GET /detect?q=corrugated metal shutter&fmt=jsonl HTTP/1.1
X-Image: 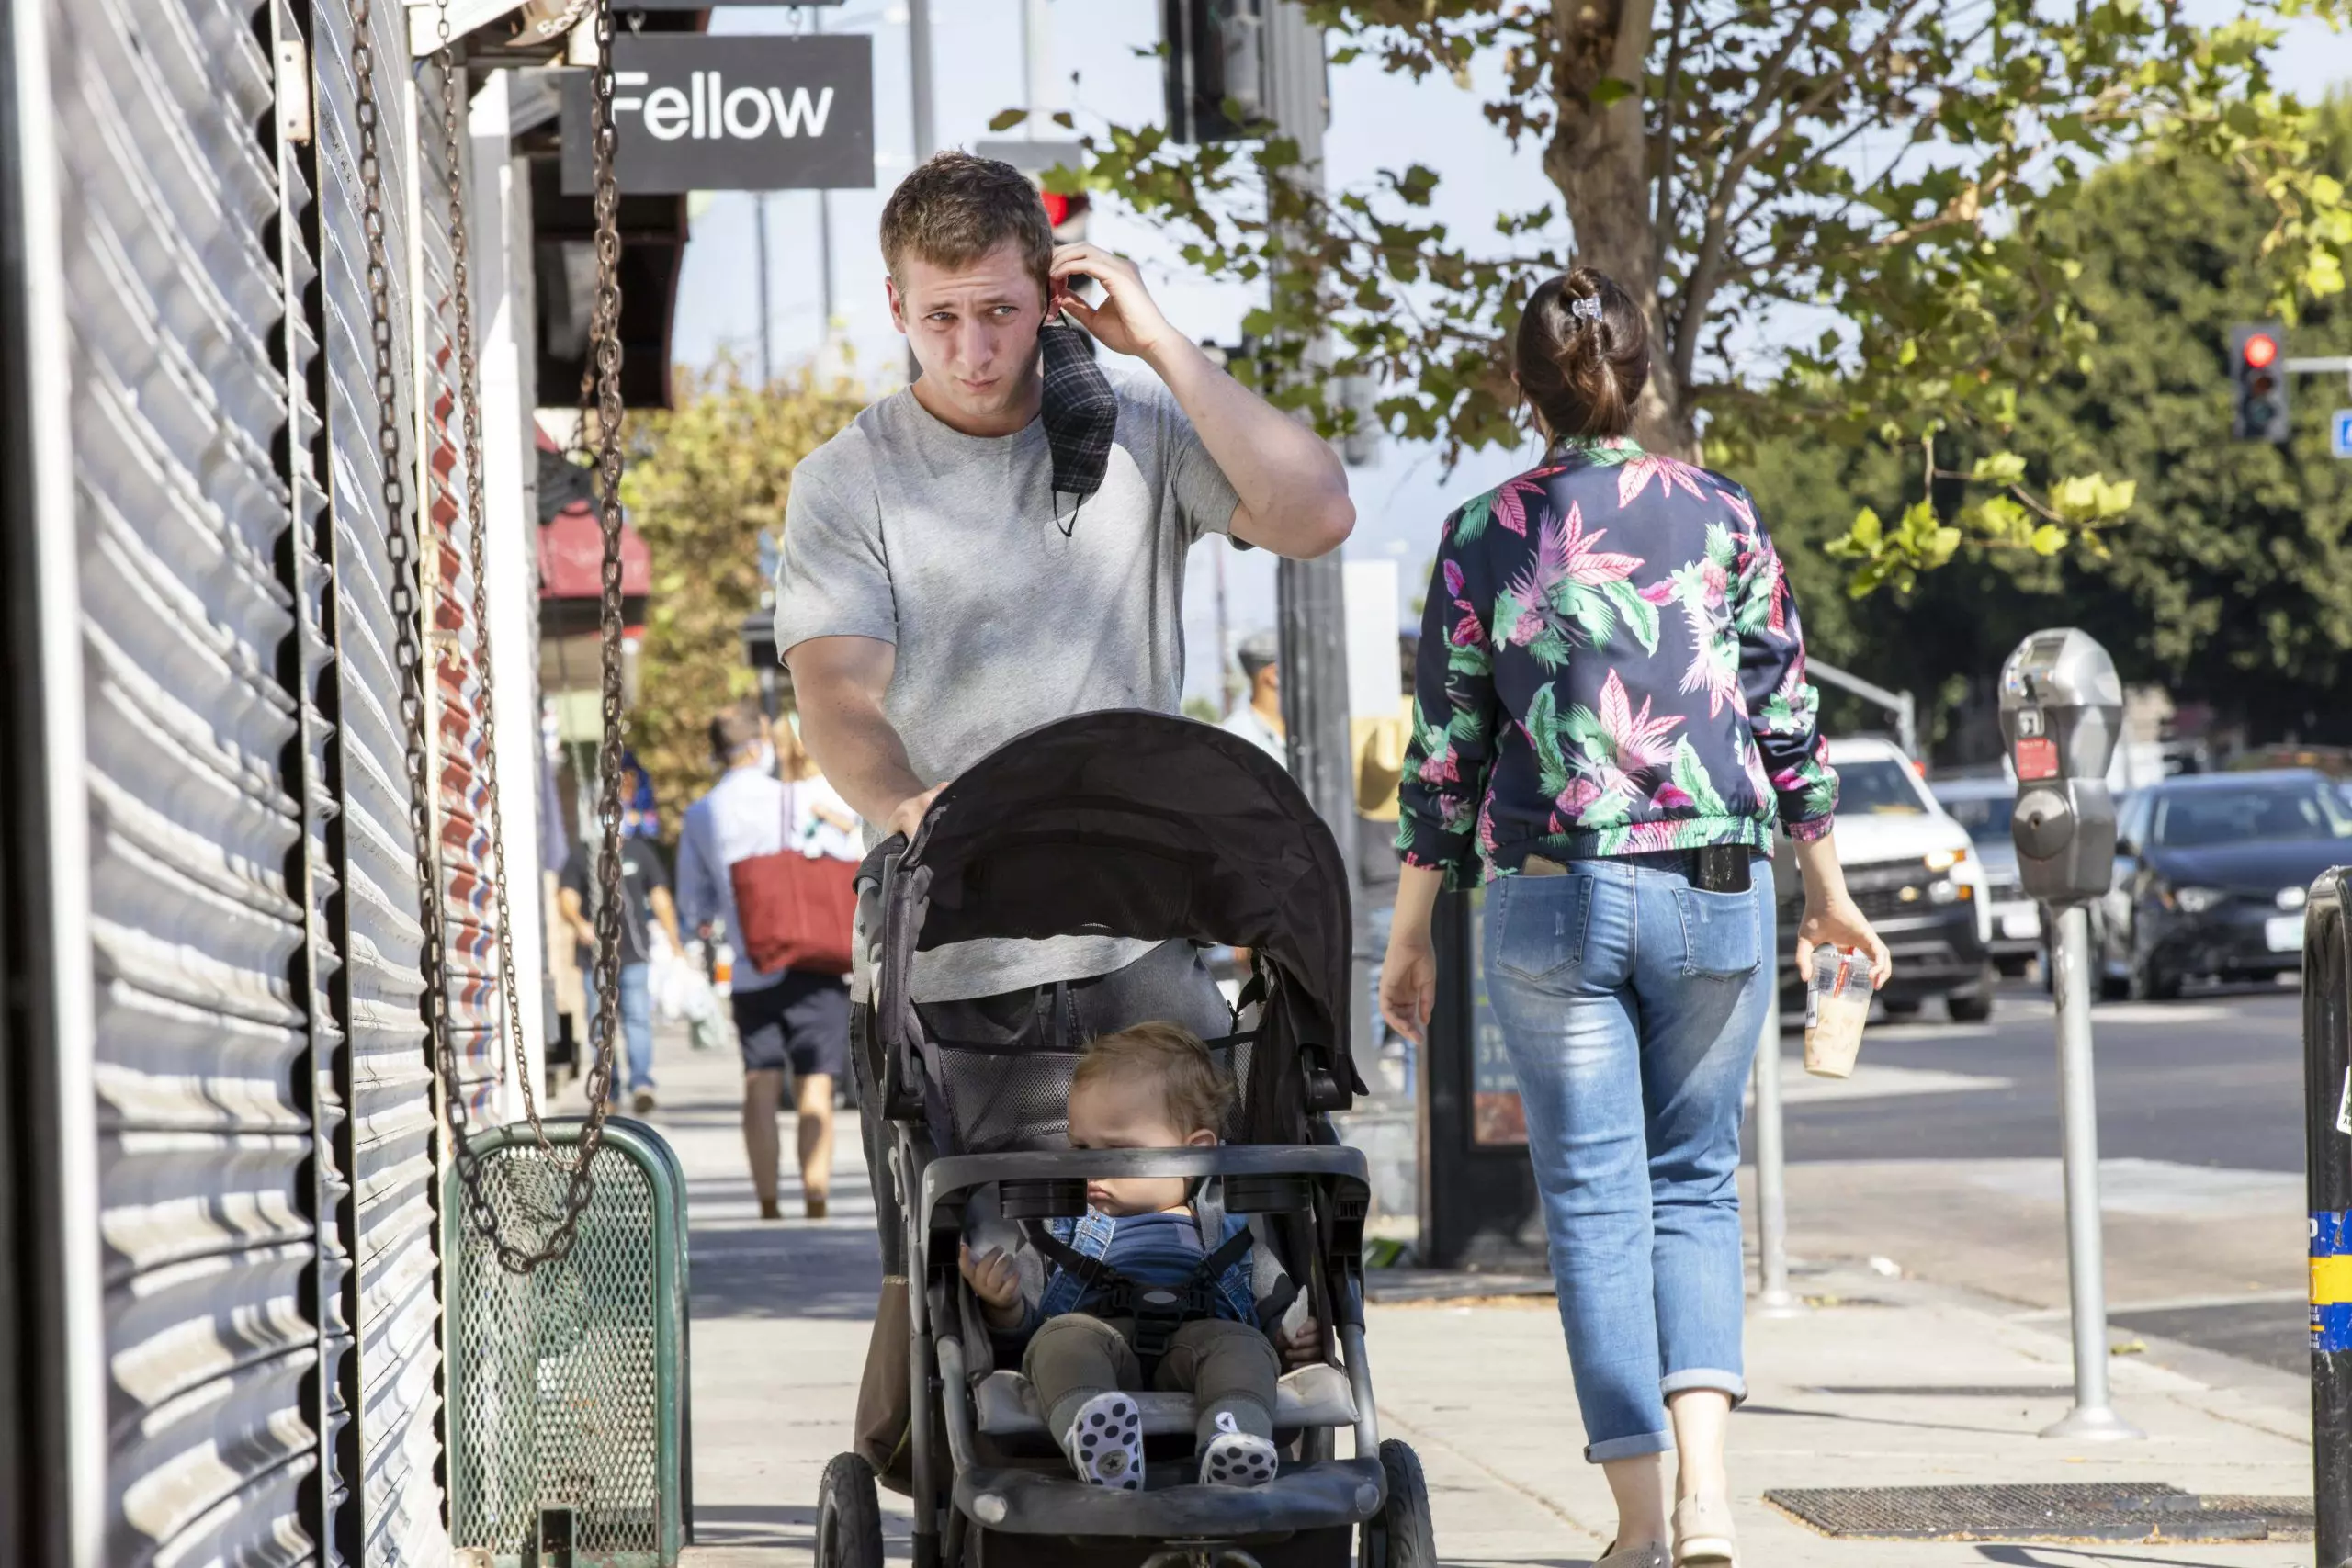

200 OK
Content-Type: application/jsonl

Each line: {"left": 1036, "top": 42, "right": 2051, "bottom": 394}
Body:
{"left": 310, "top": 4, "right": 452, "bottom": 1561}
{"left": 49, "top": 0, "right": 325, "bottom": 1557}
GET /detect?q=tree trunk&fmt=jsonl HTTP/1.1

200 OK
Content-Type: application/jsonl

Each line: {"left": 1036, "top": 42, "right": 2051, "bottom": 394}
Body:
{"left": 1541, "top": 0, "right": 1697, "bottom": 458}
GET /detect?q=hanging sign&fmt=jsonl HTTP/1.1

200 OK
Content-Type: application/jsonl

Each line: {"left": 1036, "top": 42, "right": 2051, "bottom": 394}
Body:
{"left": 561, "top": 34, "right": 875, "bottom": 195}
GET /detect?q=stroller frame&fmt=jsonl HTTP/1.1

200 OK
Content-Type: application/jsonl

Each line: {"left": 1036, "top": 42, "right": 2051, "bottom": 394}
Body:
{"left": 817, "top": 713, "right": 1435, "bottom": 1568}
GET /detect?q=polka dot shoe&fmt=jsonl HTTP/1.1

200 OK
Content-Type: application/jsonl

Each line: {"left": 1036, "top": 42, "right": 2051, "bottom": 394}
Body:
{"left": 1197, "top": 1413, "right": 1279, "bottom": 1488}
{"left": 1062, "top": 1393, "right": 1143, "bottom": 1491}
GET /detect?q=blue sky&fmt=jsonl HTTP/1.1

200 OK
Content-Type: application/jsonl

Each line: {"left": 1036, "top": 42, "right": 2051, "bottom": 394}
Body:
{"left": 666, "top": 1, "right": 2350, "bottom": 706}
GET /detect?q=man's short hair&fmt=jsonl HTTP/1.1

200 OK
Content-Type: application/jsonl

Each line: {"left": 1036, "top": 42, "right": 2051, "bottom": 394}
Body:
{"left": 708, "top": 700, "right": 766, "bottom": 763}
{"left": 1237, "top": 630, "right": 1280, "bottom": 681}
{"left": 879, "top": 152, "right": 1054, "bottom": 302}
{"left": 1072, "top": 1021, "right": 1234, "bottom": 1138}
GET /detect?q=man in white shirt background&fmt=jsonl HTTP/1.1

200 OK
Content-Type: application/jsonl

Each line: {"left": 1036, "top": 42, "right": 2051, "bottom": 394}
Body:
{"left": 1219, "top": 629, "right": 1288, "bottom": 768}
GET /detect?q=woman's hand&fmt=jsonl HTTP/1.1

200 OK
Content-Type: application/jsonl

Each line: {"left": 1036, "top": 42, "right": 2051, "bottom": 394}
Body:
{"left": 1795, "top": 892, "right": 1893, "bottom": 989}
{"left": 1276, "top": 1315, "right": 1324, "bottom": 1371}
{"left": 1379, "top": 930, "right": 1437, "bottom": 1046}
{"left": 959, "top": 1244, "right": 1024, "bottom": 1329}
{"left": 1379, "top": 863, "right": 1447, "bottom": 1046}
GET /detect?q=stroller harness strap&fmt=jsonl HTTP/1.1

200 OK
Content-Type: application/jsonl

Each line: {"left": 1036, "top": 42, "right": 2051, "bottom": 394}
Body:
{"left": 1025, "top": 1219, "right": 1272, "bottom": 1369}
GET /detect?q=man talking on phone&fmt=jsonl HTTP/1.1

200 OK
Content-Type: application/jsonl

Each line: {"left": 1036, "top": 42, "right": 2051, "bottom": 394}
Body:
{"left": 775, "top": 152, "right": 1353, "bottom": 1038}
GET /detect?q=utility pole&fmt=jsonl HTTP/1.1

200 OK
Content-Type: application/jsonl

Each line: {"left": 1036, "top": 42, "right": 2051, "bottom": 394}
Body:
{"left": 814, "top": 8, "right": 835, "bottom": 369}
{"left": 1022, "top": 0, "right": 1054, "bottom": 124}
{"left": 904, "top": 0, "right": 935, "bottom": 385}
{"left": 1265, "top": 6, "right": 1351, "bottom": 885}
{"left": 755, "top": 193, "right": 773, "bottom": 385}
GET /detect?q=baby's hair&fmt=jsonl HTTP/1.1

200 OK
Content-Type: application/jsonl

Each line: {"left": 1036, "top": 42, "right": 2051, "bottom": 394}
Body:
{"left": 1073, "top": 1021, "right": 1234, "bottom": 1136}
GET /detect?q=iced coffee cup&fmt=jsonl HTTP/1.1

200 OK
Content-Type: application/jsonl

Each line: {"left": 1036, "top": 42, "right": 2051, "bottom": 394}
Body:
{"left": 1804, "top": 947, "right": 1871, "bottom": 1078}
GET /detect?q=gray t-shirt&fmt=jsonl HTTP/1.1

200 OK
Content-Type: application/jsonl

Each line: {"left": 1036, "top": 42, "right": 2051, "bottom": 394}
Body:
{"left": 775, "top": 366, "right": 1243, "bottom": 1002}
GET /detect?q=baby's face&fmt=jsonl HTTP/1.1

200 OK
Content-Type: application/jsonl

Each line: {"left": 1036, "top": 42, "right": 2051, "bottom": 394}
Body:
{"left": 1068, "top": 1072, "right": 1216, "bottom": 1216}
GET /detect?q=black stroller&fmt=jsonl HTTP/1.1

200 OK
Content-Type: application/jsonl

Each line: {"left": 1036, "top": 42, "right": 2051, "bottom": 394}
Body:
{"left": 816, "top": 711, "right": 1435, "bottom": 1568}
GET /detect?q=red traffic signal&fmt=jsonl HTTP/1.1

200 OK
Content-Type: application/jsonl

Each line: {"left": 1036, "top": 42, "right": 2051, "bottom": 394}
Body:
{"left": 1039, "top": 188, "right": 1090, "bottom": 243}
{"left": 2231, "top": 321, "right": 2290, "bottom": 443}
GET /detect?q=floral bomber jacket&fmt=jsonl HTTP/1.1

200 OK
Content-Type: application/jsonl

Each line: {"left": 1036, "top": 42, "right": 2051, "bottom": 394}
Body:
{"left": 1397, "top": 438, "right": 1840, "bottom": 886}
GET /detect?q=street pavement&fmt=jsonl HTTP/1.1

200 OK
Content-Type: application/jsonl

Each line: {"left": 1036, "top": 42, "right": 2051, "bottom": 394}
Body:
{"left": 568, "top": 987, "right": 2324, "bottom": 1568}
{"left": 1753, "top": 979, "right": 2309, "bottom": 1376}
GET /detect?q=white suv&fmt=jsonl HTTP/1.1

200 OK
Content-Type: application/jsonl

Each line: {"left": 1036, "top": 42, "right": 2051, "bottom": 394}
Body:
{"left": 1771, "top": 737, "right": 1996, "bottom": 1021}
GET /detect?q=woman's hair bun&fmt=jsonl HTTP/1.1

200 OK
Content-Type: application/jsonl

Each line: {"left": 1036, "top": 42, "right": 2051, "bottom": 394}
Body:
{"left": 1513, "top": 266, "right": 1650, "bottom": 442}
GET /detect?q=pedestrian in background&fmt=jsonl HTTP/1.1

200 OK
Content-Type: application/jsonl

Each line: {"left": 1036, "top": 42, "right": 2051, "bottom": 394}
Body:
{"left": 676, "top": 701, "right": 855, "bottom": 1221}
{"left": 1219, "top": 629, "right": 1287, "bottom": 766}
{"left": 1377, "top": 266, "right": 1892, "bottom": 1568}
{"left": 557, "top": 775, "right": 681, "bottom": 1114}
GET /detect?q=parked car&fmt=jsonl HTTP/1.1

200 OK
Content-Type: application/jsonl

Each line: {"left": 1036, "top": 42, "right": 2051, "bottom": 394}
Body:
{"left": 1773, "top": 738, "right": 1994, "bottom": 1021}
{"left": 1933, "top": 775, "right": 2041, "bottom": 976}
{"left": 2097, "top": 768, "right": 2352, "bottom": 999}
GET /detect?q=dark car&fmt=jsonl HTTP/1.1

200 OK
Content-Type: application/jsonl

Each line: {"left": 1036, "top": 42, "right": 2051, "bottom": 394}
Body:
{"left": 2098, "top": 769, "right": 2352, "bottom": 999}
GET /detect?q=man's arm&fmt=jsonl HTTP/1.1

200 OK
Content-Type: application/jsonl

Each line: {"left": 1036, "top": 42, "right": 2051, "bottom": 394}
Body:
{"left": 556, "top": 886, "right": 595, "bottom": 950}
{"left": 786, "top": 636, "right": 942, "bottom": 841}
{"left": 1051, "top": 244, "right": 1354, "bottom": 560}
{"left": 649, "top": 885, "right": 684, "bottom": 953}
{"left": 673, "top": 813, "right": 717, "bottom": 937}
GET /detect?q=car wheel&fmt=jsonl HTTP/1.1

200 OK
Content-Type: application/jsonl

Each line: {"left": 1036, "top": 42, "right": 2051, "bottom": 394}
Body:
{"left": 1881, "top": 996, "right": 1924, "bottom": 1019}
{"left": 1948, "top": 986, "right": 1994, "bottom": 1023}
{"left": 2128, "top": 952, "right": 2181, "bottom": 1003}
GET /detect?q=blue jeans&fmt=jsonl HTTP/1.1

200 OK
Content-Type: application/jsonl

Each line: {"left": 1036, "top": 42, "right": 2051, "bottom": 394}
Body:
{"left": 583, "top": 960, "right": 655, "bottom": 1093}
{"left": 1482, "top": 853, "right": 1772, "bottom": 1461}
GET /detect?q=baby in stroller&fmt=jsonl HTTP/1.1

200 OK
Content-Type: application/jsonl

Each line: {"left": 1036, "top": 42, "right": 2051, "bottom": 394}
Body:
{"left": 957, "top": 1021, "right": 1321, "bottom": 1494}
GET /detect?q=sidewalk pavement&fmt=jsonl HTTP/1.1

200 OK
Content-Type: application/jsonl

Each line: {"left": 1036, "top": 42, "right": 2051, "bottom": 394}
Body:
{"left": 593, "top": 1026, "right": 2317, "bottom": 1568}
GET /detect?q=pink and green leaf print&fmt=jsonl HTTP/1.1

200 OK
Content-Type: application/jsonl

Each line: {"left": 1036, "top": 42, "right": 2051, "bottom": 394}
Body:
{"left": 1396, "top": 438, "right": 1839, "bottom": 884}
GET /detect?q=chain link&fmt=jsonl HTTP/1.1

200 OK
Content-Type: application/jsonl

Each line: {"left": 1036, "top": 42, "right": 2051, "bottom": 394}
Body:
{"left": 350, "top": 0, "right": 628, "bottom": 1273}
{"left": 437, "top": 1, "right": 565, "bottom": 1169}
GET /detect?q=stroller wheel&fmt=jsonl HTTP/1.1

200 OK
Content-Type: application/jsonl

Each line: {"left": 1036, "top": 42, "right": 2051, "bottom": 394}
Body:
{"left": 818, "top": 1452, "right": 885, "bottom": 1568}
{"left": 1360, "top": 1440, "right": 1434, "bottom": 1568}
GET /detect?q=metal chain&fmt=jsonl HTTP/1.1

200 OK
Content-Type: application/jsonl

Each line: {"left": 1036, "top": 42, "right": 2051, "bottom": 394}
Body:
{"left": 349, "top": 0, "right": 628, "bottom": 1272}
{"left": 436, "top": 1, "right": 560, "bottom": 1168}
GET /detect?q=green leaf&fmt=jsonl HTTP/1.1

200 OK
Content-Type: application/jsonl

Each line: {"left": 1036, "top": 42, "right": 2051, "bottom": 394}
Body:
{"left": 1970, "top": 452, "right": 2029, "bottom": 484}
{"left": 2028, "top": 524, "right": 2066, "bottom": 556}
{"left": 1590, "top": 77, "right": 1635, "bottom": 107}
{"left": 1601, "top": 578, "right": 1661, "bottom": 655}
{"left": 1672, "top": 738, "right": 1729, "bottom": 818}
{"left": 987, "top": 107, "right": 1028, "bottom": 131}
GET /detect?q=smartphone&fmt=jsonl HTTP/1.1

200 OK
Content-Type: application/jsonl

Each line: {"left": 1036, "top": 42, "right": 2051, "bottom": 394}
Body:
{"left": 1693, "top": 843, "right": 1753, "bottom": 894}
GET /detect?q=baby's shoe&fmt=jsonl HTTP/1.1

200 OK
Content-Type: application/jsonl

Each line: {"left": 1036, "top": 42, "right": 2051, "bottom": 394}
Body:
{"left": 1062, "top": 1392, "right": 1142, "bottom": 1490}
{"left": 1197, "top": 1411, "right": 1279, "bottom": 1488}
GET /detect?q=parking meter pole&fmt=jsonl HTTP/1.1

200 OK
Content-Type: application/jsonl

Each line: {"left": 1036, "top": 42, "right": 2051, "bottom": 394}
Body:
{"left": 1752, "top": 986, "right": 1796, "bottom": 1314}
{"left": 2043, "top": 901, "right": 2142, "bottom": 1440}
{"left": 1999, "top": 628, "right": 2138, "bottom": 1443}
{"left": 2302, "top": 870, "right": 2352, "bottom": 1563}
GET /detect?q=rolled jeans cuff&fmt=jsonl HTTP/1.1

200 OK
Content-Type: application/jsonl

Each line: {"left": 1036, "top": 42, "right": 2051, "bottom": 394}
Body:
{"left": 1661, "top": 1367, "right": 1747, "bottom": 1405}
{"left": 1585, "top": 1429, "right": 1673, "bottom": 1463}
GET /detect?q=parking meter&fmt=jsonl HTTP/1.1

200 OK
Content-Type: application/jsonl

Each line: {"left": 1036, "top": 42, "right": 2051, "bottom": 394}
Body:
{"left": 1998, "top": 628, "right": 2122, "bottom": 906}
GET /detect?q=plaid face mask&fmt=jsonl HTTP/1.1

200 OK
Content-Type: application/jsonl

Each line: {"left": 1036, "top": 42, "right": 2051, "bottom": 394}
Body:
{"left": 1038, "top": 320, "right": 1114, "bottom": 530}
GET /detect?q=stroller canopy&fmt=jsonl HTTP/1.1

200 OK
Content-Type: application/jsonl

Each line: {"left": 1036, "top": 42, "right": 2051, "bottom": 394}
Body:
{"left": 903, "top": 709, "right": 1352, "bottom": 1045}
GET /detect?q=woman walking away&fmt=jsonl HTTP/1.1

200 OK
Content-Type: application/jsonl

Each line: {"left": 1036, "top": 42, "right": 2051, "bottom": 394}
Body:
{"left": 1377, "top": 267, "right": 1892, "bottom": 1568}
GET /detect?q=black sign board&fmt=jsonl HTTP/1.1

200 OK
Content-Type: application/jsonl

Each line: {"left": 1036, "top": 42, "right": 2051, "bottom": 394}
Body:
{"left": 560, "top": 34, "right": 875, "bottom": 195}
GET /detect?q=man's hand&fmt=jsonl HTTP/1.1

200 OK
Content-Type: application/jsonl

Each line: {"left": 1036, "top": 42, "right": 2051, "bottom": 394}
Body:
{"left": 1051, "top": 244, "right": 1175, "bottom": 361}
{"left": 960, "top": 1244, "right": 1024, "bottom": 1329}
{"left": 1276, "top": 1315, "right": 1323, "bottom": 1371}
{"left": 886, "top": 784, "right": 945, "bottom": 843}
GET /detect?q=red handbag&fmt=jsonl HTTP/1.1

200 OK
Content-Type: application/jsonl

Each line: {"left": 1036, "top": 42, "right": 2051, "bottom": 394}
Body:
{"left": 728, "top": 784, "right": 857, "bottom": 976}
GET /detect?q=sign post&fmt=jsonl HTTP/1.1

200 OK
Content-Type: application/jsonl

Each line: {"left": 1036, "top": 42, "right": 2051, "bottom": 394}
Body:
{"left": 560, "top": 34, "right": 876, "bottom": 195}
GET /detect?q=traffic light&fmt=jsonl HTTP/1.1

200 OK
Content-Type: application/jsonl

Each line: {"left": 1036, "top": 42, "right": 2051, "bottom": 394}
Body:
{"left": 2232, "top": 321, "right": 2290, "bottom": 443}
{"left": 1038, "top": 187, "right": 1091, "bottom": 245}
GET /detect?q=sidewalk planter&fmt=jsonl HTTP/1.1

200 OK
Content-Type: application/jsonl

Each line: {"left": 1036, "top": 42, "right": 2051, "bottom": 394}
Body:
{"left": 447, "top": 1117, "right": 694, "bottom": 1566}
